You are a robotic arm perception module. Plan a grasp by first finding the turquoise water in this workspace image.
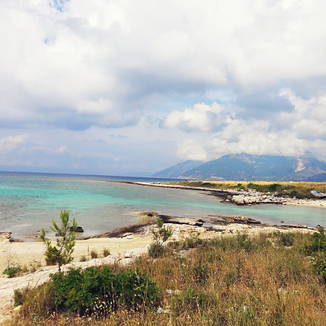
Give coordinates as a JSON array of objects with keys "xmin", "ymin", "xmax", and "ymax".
[{"xmin": 0, "ymin": 172, "xmax": 325, "ymax": 241}]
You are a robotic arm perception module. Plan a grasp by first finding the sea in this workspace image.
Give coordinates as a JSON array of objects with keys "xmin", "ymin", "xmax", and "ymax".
[{"xmin": 0, "ymin": 171, "xmax": 325, "ymax": 241}]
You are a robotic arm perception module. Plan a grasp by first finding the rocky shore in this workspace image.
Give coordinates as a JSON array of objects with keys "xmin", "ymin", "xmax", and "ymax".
[
  {"xmin": 222, "ymin": 189, "xmax": 287, "ymax": 205},
  {"xmin": 119, "ymin": 181, "xmax": 326, "ymax": 208}
]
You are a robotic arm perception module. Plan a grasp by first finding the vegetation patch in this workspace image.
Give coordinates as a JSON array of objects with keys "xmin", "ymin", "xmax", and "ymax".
[
  {"xmin": 7, "ymin": 229, "xmax": 326, "ymax": 325},
  {"xmin": 168, "ymin": 180, "xmax": 326, "ymax": 199}
]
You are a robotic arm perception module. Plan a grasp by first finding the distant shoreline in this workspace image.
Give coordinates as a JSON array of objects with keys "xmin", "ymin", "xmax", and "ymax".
[{"xmin": 106, "ymin": 180, "xmax": 326, "ymax": 209}]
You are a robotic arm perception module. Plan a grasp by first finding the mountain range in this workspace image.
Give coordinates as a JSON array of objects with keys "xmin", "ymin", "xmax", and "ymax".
[{"xmin": 152, "ymin": 152, "xmax": 326, "ymax": 181}]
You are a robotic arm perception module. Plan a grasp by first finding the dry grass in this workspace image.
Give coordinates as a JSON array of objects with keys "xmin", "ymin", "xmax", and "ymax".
[
  {"xmin": 165, "ymin": 181, "xmax": 326, "ymax": 199},
  {"xmin": 4, "ymin": 231, "xmax": 326, "ymax": 325}
]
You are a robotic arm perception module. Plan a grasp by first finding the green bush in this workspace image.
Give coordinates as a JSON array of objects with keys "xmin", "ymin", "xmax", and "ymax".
[
  {"xmin": 3, "ymin": 265, "xmax": 21, "ymax": 278},
  {"xmin": 50, "ymin": 266, "xmax": 161, "ymax": 316},
  {"xmin": 304, "ymin": 228, "xmax": 326, "ymax": 253},
  {"xmin": 102, "ymin": 247, "xmax": 110, "ymax": 257}
]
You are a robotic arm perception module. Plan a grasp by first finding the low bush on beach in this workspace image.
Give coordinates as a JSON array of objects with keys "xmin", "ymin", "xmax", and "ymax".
[
  {"xmin": 14, "ymin": 266, "xmax": 160, "ymax": 319},
  {"xmin": 90, "ymin": 249, "xmax": 98, "ymax": 259},
  {"xmin": 7, "ymin": 230, "xmax": 326, "ymax": 325},
  {"xmin": 102, "ymin": 247, "xmax": 110, "ymax": 257},
  {"xmin": 2, "ymin": 265, "xmax": 22, "ymax": 278}
]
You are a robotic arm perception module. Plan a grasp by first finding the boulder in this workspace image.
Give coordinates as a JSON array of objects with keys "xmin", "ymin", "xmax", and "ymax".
[{"xmin": 71, "ymin": 226, "xmax": 84, "ymax": 232}]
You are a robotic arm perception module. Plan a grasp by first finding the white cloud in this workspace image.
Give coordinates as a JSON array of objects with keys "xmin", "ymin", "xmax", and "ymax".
[
  {"xmin": 56, "ymin": 146, "xmax": 67, "ymax": 153},
  {"xmin": 164, "ymin": 102, "xmax": 227, "ymax": 132},
  {"xmin": 2, "ymin": 1, "xmax": 326, "ymax": 173},
  {"xmin": 174, "ymin": 90, "xmax": 326, "ymax": 161},
  {"xmin": 177, "ymin": 139, "xmax": 208, "ymax": 161},
  {"xmin": 1, "ymin": 0, "xmax": 326, "ymax": 131},
  {"xmin": 0, "ymin": 134, "xmax": 29, "ymax": 152}
]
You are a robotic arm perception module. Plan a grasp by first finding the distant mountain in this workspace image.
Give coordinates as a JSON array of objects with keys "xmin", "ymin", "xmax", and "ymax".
[
  {"xmin": 305, "ymin": 173, "xmax": 326, "ymax": 182},
  {"xmin": 152, "ymin": 160, "xmax": 204, "ymax": 178},
  {"xmin": 154, "ymin": 152, "xmax": 326, "ymax": 181}
]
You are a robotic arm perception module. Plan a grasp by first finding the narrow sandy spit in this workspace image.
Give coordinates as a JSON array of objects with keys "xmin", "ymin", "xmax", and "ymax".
[{"xmin": 112, "ymin": 181, "xmax": 326, "ymax": 209}]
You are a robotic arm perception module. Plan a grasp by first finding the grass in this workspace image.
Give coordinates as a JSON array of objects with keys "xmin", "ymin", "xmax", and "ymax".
[
  {"xmin": 102, "ymin": 247, "xmax": 110, "ymax": 257},
  {"xmin": 5, "ymin": 230, "xmax": 326, "ymax": 325},
  {"xmin": 163, "ymin": 180, "xmax": 326, "ymax": 199}
]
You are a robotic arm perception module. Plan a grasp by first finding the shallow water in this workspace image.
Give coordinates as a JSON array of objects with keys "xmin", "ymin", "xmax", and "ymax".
[{"xmin": 0, "ymin": 172, "xmax": 325, "ymax": 241}]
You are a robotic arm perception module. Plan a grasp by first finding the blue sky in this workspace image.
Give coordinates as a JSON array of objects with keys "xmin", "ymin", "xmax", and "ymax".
[{"xmin": 1, "ymin": 0, "xmax": 326, "ymax": 176}]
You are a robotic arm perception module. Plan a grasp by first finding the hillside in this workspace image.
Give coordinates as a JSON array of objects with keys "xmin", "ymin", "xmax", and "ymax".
[
  {"xmin": 152, "ymin": 160, "xmax": 204, "ymax": 178},
  {"xmin": 154, "ymin": 152, "xmax": 326, "ymax": 181}
]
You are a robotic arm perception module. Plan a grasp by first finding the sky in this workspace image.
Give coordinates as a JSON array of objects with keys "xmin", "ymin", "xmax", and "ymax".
[{"xmin": 1, "ymin": 0, "xmax": 326, "ymax": 176}]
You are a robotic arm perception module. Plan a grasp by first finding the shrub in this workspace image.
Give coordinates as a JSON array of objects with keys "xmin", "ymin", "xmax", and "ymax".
[
  {"xmin": 90, "ymin": 249, "xmax": 98, "ymax": 259},
  {"xmin": 102, "ymin": 247, "xmax": 110, "ymax": 257},
  {"xmin": 79, "ymin": 255, "xmax": 87, "ymax": 262},
  {"xmin": 3, "ymin": 265, "xmax": 21, "ymax": 278},
  {"xmin": 50, "ymin": 266, "xmax": 161, "ymax": 316},
  {"xmin": 304, "ymin": 228, "xmax": 326, "ymax": 254}
]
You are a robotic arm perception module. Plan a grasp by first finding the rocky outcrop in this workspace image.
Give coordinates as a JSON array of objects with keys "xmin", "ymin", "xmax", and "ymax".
[
  {"xmin": 210, "ymin": 215, "xmax": 261, "ymax": 225},
  {"xmin": 220, "ymin": 189, "xmax": 287, "ymax": 206},
  {"xmin": 159, "ymin": 215, "xmax": 204, "ymax": 226}
]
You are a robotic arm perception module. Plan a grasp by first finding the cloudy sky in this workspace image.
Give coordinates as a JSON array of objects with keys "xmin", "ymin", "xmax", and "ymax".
[{"xmin": 1, "ymin": 0, "xmax": 326, "ymax": 176}]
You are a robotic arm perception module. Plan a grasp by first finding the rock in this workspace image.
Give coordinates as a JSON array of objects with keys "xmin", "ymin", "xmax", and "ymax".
[
  {"xmin": 72, "ymin": 226, "xmax": 84, "ymax": 232},
  {"xmin": 13, "ymin": 305, "xmax": 22, "ymax": 311},
  {"xmin": 159, "ymin": 215, "xmax": 204, "ymax": 226},
  {"xmin": 210, "ymin": 215, "xmax": 261, "ymax": 225}
]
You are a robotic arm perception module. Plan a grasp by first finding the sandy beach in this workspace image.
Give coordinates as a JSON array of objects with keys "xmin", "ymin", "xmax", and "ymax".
[
  {"xmin": 0, "ymin": 234, "xmax": 153, "ymax": 277},
  {"xmin": 285, "ymin": 198, "xmax": 326, "ymax": 208}
]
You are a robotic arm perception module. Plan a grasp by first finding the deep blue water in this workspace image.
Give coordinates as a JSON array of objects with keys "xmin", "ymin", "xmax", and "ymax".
[{"xmin": 0, "ymin": 171, "xmax": 325, "ymax": 241}]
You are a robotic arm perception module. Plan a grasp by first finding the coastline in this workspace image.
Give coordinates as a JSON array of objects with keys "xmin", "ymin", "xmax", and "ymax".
[
  {"xmin": 112, "ymin": 181, "xmax": 326, "ymax": 209},
  {"xmin": 0, "ymin": 211, "xmax": 317, "ymax": 276}
]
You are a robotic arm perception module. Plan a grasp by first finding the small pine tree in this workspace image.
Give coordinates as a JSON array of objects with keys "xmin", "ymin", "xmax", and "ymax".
[
  {"xmin": 41, "ymin": 210, "xmax": 77, "ymax": 271},
  {"xmin": 149, "ymin": 218, "xmax": 173, "ymax": 258}
]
